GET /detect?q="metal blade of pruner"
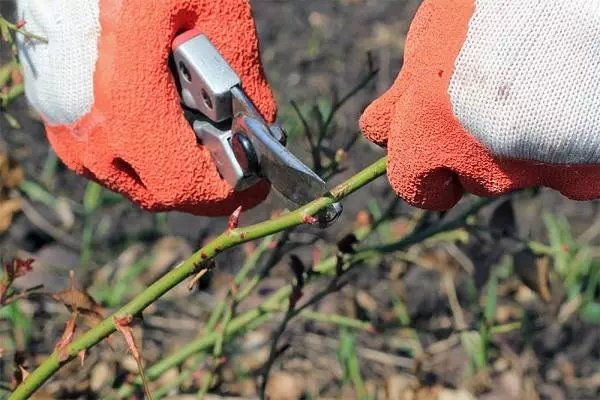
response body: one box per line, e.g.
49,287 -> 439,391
171,29 -> 342,227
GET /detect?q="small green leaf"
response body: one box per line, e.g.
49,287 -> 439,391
0,62 -> 14,86
20,179 -> 56,207
7,82 -> 24,102
461,330 -> 486,371
0,20 -> 11,43
3,111 -> 20,129
83,181 -> 103,212
484,273 -> 498,324
100,190 -> 126,206
585,263 -> 600,303
579,302 -> 600,324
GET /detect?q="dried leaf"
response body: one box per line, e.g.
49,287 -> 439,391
0,157 -> 23,189
4,258 -> 34,281
52,271 -> 104,331
12,352 -> 29,388
536,256 -> 552,302
52,271 -> 103,316
114,315 -> 153,399
17,365 -> 29,382
55,314 -> 77,362
53,288 -> 103,314
114,315 -> 138,359
0,197 -> 22,232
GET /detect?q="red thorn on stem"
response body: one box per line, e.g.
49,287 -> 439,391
16,20 -> 26,29
227,206 -> 242,231
78,350 -> 86,366
114,315 -> 139,360
302,214 -> 318,225
56,314 -> 77,362
114,315 -> 133,326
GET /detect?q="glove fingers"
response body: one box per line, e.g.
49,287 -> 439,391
360,0 -> 474,148
386,93 -> 466,211
359,71 -> 409,147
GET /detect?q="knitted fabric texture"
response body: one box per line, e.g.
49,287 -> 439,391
16,0 -> 100,124
449,0 -> 600,164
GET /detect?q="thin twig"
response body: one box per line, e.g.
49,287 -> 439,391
20,196 -> 81,250
321,61 -> 378,141
303,333 -> 414,369
2,284 -> 44,305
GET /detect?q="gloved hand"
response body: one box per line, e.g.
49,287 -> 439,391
361,0 -> 600,211
16,0 -> 276,216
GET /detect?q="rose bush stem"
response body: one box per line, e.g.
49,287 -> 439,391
9,156 -> 388,400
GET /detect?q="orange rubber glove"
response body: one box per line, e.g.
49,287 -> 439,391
361,0 -> 600,211
16,0 -> 276,216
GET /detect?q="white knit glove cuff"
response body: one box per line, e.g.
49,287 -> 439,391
16,0 -> 100,125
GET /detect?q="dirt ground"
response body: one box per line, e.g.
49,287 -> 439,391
1,1 -> 600,399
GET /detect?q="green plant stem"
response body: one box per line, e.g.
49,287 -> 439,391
9,157 -> 388,400
116,290 -> 290,399
197,236 -> 275,398
295,309 -> 373,331
116,196 -> 493,398
0,16 -> 48,43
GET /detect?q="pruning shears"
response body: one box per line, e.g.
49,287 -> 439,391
172,29 -> 342,227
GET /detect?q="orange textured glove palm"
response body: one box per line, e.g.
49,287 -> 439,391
17,0 -> 276,216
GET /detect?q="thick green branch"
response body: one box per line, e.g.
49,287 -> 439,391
9,156 -> 387,400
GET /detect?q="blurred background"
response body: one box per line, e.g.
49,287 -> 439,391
1,0 -> 600,399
